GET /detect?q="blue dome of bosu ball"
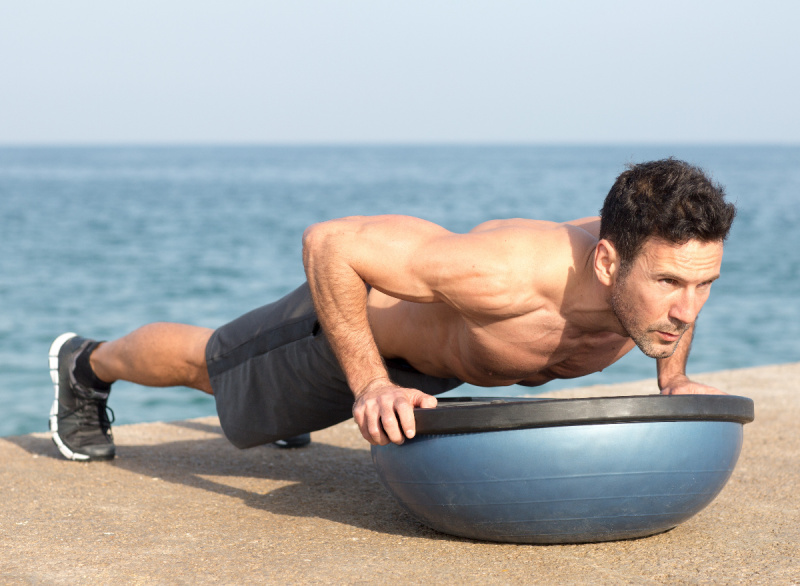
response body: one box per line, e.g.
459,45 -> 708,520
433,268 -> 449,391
371,394 -> 754,544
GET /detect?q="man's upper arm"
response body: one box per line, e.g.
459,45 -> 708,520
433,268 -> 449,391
304,215 -> 458,303
303,215 -> 536,315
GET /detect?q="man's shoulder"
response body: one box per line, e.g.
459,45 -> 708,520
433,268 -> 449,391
468,218 -> 598,260
471,217 -> 600,239
470,217 -> 559,234
453,220 -> 595,314
562,216 -> 601,238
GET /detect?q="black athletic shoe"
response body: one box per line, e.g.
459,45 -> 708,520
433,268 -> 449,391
273,433 -> 311,449
48,333 -> 116,462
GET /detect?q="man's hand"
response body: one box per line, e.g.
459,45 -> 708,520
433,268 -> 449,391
660,374 -> 728,395
352,378 -> 438,445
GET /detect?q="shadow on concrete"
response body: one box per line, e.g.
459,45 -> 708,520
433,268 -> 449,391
6,425 -> 465,543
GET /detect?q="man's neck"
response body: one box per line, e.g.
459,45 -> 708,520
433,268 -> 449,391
561,248 -> 625,336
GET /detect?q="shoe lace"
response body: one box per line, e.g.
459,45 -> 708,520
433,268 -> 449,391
61,397 -> 115,434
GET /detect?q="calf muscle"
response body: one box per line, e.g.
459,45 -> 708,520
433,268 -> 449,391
90,323 -> 214,393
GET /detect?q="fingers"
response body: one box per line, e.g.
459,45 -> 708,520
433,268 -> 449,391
661,382 -> 728,395
418,394 -> 438,409
352,386 -> 436,446
394,398 -> 417,440
685,385 -> 728,395
353,391 -> 396,445
400,393 -> 437,438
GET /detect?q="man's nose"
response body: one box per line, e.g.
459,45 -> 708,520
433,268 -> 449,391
669,289 -> 700,325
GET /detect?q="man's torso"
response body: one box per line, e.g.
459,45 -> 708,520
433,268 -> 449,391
370,296 -> 633,387
367,219 -> 636,387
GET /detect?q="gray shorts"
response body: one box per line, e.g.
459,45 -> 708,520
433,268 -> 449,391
206,283 -> 463,449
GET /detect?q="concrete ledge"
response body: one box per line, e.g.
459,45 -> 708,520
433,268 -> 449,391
2,363 -> 799,584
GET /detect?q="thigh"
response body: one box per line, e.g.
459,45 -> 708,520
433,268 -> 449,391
206,283 -> 355,448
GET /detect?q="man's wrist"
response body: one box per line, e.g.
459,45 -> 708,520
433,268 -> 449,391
658,372 -> 688,391
353,375 -> 392,399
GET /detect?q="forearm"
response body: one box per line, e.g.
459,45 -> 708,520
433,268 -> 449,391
657,323 -> 726,395
303,219 -> 444,445
656,322 -> 694,390
302,222 -> 390,397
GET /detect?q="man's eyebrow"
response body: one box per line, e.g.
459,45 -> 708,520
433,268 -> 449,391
657,272 -> 721,283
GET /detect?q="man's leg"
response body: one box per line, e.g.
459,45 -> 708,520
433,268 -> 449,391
49,323 -> 213,462
90,323 -> 214,393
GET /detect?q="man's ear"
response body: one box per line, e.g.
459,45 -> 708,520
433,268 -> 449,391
594,239 -> 620,286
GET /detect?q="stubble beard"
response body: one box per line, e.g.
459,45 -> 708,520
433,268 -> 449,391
610,281 -> 688,360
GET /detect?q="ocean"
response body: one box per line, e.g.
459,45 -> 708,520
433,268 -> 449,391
1,145 -> 798,437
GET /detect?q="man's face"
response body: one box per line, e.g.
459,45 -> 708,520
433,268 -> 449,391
610,238 -> 724,359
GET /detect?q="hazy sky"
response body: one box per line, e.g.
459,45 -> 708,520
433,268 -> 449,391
2,1 -> 798,144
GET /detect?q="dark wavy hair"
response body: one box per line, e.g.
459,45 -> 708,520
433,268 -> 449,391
599,158 -> 736,268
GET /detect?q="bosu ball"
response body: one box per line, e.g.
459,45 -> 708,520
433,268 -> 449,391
371,394 -> 754,544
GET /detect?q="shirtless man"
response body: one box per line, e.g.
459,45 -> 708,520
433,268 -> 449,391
49,158 -> 736,461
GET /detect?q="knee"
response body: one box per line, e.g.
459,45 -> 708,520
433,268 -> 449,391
186,327 -> 215,394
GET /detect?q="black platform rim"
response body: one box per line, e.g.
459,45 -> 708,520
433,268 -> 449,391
413,394 -> 755,435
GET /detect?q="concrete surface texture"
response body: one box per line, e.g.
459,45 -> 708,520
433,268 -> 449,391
1,362 -> 798,584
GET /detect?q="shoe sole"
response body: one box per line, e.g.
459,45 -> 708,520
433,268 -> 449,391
273,435 -> 312,449
49,332 -> 93,462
